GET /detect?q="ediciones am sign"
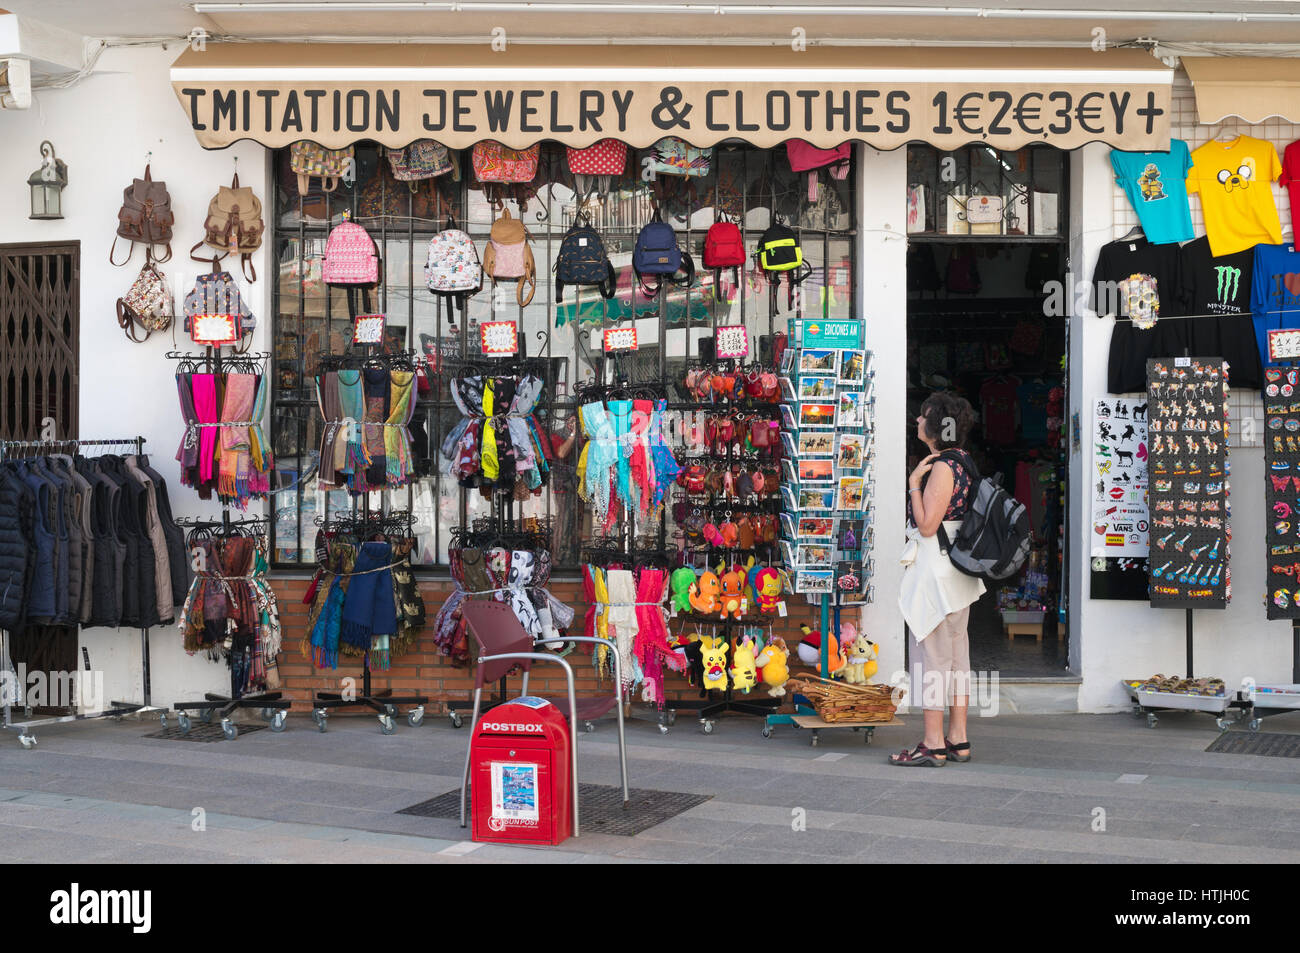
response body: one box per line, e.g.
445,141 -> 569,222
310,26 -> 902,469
170,46 -> 1173,152
802,319 -> 862,350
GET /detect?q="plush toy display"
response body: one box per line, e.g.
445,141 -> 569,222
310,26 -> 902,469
670,567 -> 697,613
755,635 -> 790,697
841,622 -> 878,685
689,571 -> 722,615
719,565 -> 746,620
729,633 -> 758,693
699,635 -> 729,691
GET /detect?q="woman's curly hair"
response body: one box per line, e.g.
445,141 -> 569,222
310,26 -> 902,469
919,391 -> 976,450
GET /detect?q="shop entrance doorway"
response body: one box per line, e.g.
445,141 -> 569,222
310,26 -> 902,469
903,145 -> 1072,677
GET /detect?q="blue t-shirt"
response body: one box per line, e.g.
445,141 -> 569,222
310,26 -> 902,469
1251,241 -> 1300,372
1110,141 -> 1195,245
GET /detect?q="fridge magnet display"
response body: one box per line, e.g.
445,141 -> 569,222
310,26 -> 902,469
799,401 -> 837,428
798,542 -> 833,567
798,375 -> 836,399
799,487 -> 836,511
797,430 -> 834,456
1263,366 -> 1300,618
836,476 -> 866,511
1146,358 -> 1229,609
838,518 -> 864,550
838,390 -> 865,428
836,432 -> 865,470
798,516 -> 834,540
799,458 -> 834,483
795,569 -> 834,595
1090,397 -> 1150,558
839,349 -> 867,385
799,348 -> 838,376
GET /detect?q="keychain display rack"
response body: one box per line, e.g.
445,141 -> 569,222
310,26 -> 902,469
0,436 -> 162,749
766,334 -> 878,739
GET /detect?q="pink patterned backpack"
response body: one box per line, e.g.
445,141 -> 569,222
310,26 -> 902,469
322,214 -> 378,285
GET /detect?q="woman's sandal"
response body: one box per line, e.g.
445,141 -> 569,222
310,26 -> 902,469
889,742 -> 947,767
945,738 -> 972,763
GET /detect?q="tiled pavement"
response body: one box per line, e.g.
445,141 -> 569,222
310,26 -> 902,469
0,706 -> 1298,863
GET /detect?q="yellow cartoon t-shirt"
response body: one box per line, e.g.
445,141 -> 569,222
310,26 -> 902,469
1188,135 -> 1283,256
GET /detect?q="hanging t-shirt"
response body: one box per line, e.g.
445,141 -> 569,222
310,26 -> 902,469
1178,236 -> 1262,389
1110,141 -> 1195,244
1091,238 -> 1184,393
1017,378 -> 1053,443
1279,140 -> 1300,238
1187,135 -> 1284,256
1250,241 -> 1300,372
980,376 -> 1020,446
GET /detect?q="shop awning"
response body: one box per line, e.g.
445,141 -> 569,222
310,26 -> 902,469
170,43 -> 1172,152
1183,56 -> 1300,125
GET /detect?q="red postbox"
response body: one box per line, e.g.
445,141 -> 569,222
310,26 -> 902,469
469,697 -> 573,846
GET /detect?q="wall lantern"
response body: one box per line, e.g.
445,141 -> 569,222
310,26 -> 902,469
28,141 -> 67,220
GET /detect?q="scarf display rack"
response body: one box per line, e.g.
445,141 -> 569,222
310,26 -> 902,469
305,510 -> 430,735
0,436 -> 164,749
165,513 -> 289,740
168,349 -> 275,510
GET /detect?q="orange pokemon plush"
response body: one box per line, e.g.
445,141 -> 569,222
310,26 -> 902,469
719,565 -> 746,620
689,571 -> 721,615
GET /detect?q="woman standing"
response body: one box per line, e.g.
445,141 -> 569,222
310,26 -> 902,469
891,392 -> 984,767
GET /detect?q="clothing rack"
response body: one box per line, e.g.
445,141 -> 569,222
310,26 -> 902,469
165,514 -> 289,739
0,436 -> 161,749
309,509 -> 429,734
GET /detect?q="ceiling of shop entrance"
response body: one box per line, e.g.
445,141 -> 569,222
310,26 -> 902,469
6,0 -> 1300,46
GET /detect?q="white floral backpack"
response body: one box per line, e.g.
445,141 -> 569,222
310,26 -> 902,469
424,216 -> 482,311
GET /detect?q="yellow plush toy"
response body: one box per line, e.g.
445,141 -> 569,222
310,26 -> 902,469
699,635 -> 729,691
755,636 -> 790,697
730,633 -> 758,694
842,623 -> 878,685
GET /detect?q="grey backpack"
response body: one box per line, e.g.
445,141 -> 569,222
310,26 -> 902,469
935,451 -> 1031,583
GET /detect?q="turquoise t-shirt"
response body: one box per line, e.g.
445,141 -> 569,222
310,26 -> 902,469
1110,140 -> 1195,245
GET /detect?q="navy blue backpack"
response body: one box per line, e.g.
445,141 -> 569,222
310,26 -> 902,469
633,211 -> 694,297
555,213 -> 616,302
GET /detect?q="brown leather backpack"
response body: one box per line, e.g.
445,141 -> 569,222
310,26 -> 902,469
190,172 -> 265,283
111,165 -> 174,265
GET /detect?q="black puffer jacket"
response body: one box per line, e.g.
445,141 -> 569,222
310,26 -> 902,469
0,465 -> 33,631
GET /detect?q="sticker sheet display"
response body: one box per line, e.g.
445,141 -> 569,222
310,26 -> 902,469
1090,397 -> 1149,558
1146,358 -> 1230,609
1263,366 -> 1300,618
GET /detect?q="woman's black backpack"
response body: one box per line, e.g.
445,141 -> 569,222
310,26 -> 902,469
555,214 -> 615,301
935,450 -> 1031,582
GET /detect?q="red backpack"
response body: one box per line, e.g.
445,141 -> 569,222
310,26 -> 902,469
704,220 -> 746,301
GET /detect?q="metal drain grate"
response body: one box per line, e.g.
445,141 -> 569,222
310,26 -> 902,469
397,784 -> 712,837
145,722 -> 268,743
1206,731 -> 1300,758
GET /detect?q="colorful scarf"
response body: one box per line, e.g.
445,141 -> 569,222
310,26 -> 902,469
248,372 -> 271,495
340,541 -> 397,651
192,373 -> 219,486
217,373 -> 256,505
385,370 -> 415,487
363,368 -> 390,490
337,369 -> 367,478
175,372 -> 200,484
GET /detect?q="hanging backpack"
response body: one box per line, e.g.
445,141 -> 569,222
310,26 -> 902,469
482,208 -> 536,307
633,211 -> 695,298
290,141 -> 353,195
757,218 -> 811,311
649,137 -> 711,177
116,257 -> 174,343
111,165 -> 175,266
472,141 -> 540,183
935,451 -> 1031,583
386,139 -> 453,186
424,217 -> 482,311
191,172 -> 265,283
183,267 -> 255,350
321,214 -> 379,285
555,213 -> 615,302
566,138 -> 627,195
704,219 -> 746,301
786,140 -> 851,201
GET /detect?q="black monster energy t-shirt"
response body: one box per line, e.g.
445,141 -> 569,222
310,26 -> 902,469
1179,236 -> 1261,389
1092,238 -> 1185,393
